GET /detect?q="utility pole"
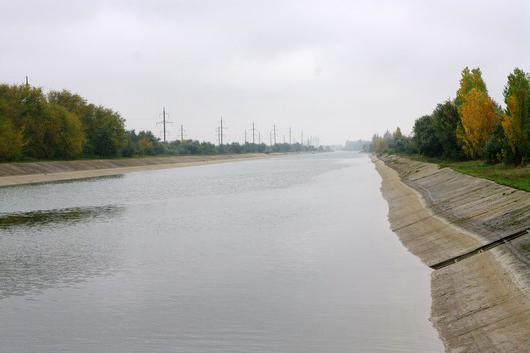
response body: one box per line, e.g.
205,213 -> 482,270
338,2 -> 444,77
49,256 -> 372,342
162,107 -> 167,142
258,131 -> 261,144
157,107 -> 173,143
180,124 -> 184,142
220,117 -> 224,145
301,131 -> 304,146
244,129 -> 247,144
25,76 -> 29,87
252,122 -> 255,144
289,127 -> 292,145
273,124 -> 277,145
269,131 -> 272,146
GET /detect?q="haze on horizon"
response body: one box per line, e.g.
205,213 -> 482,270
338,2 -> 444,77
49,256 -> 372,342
1,0 -> 528,145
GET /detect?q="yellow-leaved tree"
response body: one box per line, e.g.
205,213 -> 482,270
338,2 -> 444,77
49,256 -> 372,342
456,67 -> 499,159
459,88 -> 498,159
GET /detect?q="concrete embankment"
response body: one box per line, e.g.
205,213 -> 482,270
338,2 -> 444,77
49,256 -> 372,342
373,155 -> 530,353
0,154 -> 276,187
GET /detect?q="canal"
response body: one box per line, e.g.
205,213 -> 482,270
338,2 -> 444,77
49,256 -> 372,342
0,152 -> 442,352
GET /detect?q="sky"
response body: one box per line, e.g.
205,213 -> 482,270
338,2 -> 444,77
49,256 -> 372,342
1,0 -> 529,145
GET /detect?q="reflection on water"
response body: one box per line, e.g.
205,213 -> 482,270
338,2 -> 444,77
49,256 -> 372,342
0,205 -> 123,230
0,205 -> 124,299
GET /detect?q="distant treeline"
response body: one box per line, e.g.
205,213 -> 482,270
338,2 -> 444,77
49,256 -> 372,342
371,67 -> 530,165
344,139 -> 370,151
0,84 -> 317,161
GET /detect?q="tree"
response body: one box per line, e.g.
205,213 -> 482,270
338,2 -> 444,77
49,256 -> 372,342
393,127 -> 403,139
45,104 -> 85,158
502,68 -> 530,164
456,67 -> 487,107
49,90 -> 127,157
458,88 -> 499,159
483,125 -> 509,164
48,90 -> 89,117
370,134 -> 388,154
136,130 -> 164,155
431,100 -> 462,159
87,107 -> 126,157
413,115 -> 442,157
0,116 -> 23,161
17,86 -> 55,158
389,127 -> 410,153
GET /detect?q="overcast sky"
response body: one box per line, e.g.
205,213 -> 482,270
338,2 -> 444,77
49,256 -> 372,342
1,1 -> 529,144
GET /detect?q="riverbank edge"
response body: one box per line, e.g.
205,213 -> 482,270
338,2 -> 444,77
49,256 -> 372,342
372,154 -> 530,353
0,153 -> 283,187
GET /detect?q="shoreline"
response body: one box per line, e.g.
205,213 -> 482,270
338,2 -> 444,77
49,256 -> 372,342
372,155 -> 530,353
0,153 -> 282,188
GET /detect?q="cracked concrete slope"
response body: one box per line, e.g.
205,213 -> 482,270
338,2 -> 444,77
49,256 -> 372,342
373,155 -> 530,353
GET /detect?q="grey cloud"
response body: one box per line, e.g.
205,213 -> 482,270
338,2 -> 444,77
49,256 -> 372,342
1,0 -> 528,144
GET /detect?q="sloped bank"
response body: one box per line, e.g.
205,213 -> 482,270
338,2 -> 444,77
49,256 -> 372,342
373,155 -> 530,353
0,154 -> 278,187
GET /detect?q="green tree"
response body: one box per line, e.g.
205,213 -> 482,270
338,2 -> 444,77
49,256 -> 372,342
483,125 -> 509,164
45,104 -> 85,158
389,127 -> 411,153
86,107 -> 126,157
431,100 -> 462,159
413,115 -> 442,157
49,90 -> 126,157
502,68 -> 530,164
0,116 -> 24,161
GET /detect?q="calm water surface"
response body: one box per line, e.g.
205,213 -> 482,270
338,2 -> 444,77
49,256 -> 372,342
0,152 -> 442,353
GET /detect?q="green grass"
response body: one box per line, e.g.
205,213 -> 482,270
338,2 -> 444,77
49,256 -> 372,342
438,160 -> 530,192
389,153 -> 530,192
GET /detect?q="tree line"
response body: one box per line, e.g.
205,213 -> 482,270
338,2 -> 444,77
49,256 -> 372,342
371,67 -> 530,165
0,84 -> 317,161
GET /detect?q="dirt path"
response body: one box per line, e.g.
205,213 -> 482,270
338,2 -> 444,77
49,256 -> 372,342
373,155 -> 530,353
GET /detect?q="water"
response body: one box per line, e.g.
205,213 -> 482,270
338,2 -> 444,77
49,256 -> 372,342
0,152 -> 442,353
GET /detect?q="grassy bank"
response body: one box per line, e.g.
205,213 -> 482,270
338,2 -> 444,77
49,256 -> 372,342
439,160 -> 530,192
388,154 -> 530,192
